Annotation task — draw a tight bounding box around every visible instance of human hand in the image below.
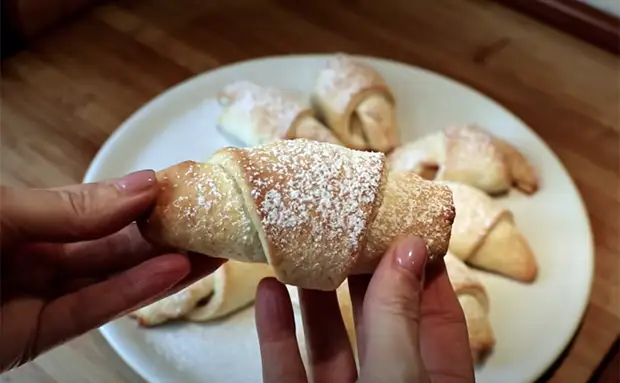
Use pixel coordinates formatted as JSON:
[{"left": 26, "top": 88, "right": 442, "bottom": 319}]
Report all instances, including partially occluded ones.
[
  {"left": 254, "top": 236, "right": 475, "bottom": 383},
  {"left": 0, "top": 171, "right": 225, "bottom": 372}
]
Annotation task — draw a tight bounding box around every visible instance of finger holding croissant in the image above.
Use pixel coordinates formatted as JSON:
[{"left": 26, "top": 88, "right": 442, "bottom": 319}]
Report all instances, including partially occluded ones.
[
  {"left": 322, "top": 252, "right": 496, "bottom": 366},
  {"left": 137, "top": 139, "right": 455, "bottom": 291}
]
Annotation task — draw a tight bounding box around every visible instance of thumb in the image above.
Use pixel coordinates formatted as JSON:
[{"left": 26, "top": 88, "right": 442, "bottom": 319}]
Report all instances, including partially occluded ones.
[
  {"left": 1, "top": 170, "right": 158, "bottom": 246},
  {"left": 358, "top": 236, "right": 430, "bottom": 383}
]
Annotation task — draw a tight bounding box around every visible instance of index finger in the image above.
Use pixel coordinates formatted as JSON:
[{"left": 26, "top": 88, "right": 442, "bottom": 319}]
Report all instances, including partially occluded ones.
[
  {"left": 418, "top": 261, "right": 475, "bottom": 380},
  {"left": 0, "top": 170, "right": 157, "bottom": 247},
  {"left": 255, "top": 278, "right": 308, "bottom": 383}
]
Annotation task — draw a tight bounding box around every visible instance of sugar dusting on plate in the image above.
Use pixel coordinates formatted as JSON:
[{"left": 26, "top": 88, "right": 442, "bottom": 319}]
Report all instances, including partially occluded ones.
[
  {"left": 140, "top": 308, "right": 262, "bottom": 382},
  {"left": 135, "top": 290, "right": 310, "bottom": 383}
]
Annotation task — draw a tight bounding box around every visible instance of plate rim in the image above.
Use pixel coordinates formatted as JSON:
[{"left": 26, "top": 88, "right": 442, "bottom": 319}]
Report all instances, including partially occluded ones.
[{"left": 83, "top": 53, "right": 595, "bottom": 383}]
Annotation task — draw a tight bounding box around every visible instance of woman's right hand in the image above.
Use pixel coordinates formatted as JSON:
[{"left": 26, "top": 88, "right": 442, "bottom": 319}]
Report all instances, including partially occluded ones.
[{"left": 255, "top": 235, "right": 475, "bottom": 383}]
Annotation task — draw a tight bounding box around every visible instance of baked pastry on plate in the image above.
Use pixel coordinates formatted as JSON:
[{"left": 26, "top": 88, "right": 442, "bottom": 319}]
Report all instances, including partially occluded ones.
[
  {"left": 388, "top": 124, "right": 539, "bottom": 195},
  {"left": 312, "top": 54, "right": 399, "bottom": 153},
  {"left": 130, "top": 261, "right": 274, "bottom": 326},
  {"left": 442, "top": 181, "right": 538, "bottom": 283},
  {"left": 217, "top": 80, "right": 341, "bottom": 146},
  {"left": 137, "top": 139, "right": 455, "bottom": 291},
  {"left": 444, "top": 252, "right": 495, "bottom": 363}
]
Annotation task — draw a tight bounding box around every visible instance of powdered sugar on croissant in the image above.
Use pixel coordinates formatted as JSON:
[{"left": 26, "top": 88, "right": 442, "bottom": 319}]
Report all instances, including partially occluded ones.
[
  {"left": 313, "top": 54, "right": 399, "bottom": 153},
  {"left": 389, "top": 125, "right": 539, "bottom": 195},
  {"left": 139, "top": 139, "right": 455, "bottom": 291},
  {"left": 217, "top": 81, "right": 341, "bottom": 146}
]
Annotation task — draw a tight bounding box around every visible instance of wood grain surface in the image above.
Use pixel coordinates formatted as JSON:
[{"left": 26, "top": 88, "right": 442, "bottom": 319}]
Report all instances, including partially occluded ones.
[
  {"left": 1, "top": 0, "right": 619, "bottom": 382},
  {"left": 493, "top": 0, "right": 620, "bottom": 54}
]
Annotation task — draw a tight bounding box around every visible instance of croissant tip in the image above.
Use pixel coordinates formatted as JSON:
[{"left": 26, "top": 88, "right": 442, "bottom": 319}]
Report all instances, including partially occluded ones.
[
  {"left": 515, "top": 181, "right": 539, "bottom": 195},
  {"left": 472, "top": 343, "right": 495, "bottom": 365},
  {"left": 497, "top": 251, "right": 538, "bottom": 283},
  {"left": 517, "top": 266, "right": 539, "bottom": 284},
  {"left": 135, "top": 317, "right": 158, "bottom": 328},
  {"left": 128, "top": 313, "right": 148, "bottom": 327}
]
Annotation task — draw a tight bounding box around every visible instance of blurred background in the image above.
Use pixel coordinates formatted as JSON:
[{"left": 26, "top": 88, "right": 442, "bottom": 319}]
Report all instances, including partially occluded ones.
[{"left": 1, "top": 0, "right": 618, "bottom": 382}]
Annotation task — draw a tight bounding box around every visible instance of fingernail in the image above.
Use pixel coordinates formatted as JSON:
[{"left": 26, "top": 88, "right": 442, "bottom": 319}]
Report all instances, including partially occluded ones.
[
  {"left": 394, "top": 236, "right": 428, "bottom": 280},
  {"left": 115, "top": 170, "right": 156, "bottom": 193}
]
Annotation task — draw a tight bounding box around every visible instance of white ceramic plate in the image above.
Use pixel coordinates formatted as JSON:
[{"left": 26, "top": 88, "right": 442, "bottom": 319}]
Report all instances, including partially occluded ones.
[{"left": 83, "top": 54, "right": 594, "bottom": 383}]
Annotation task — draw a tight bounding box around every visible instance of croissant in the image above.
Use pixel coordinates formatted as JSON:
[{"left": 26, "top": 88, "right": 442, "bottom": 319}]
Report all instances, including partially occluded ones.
[
  {"left": 130, "top": 261, "right": 275, "bottom": 326},
  {"left": 217, "top": 81, "right": 341, "bottom": 146},
  {"left": 129, "top": 272, "right": 214, "bottom": 327},
  {"left": 138, "top": 139, "right": 455, "bottom": 291},
  {"left": 443, "top": 181, "right": 538, "bottom": 282},
  {"left": 388, "top": 125, "right": 539, "bottom": 195},
  {"left": 312, "top": 54, "right": 399, "bottom": 153},
  {"left": 443, "top": 252, "right": 495, "bottom": 363}
]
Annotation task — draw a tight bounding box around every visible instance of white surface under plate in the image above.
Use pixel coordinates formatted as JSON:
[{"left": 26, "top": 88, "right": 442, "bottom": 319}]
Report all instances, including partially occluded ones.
[{"left": 83, "top": 54, "right": 594, "bottom": 383}]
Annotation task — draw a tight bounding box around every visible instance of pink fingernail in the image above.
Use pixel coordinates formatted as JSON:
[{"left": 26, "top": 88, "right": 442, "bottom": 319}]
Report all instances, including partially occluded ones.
[
  {"left": 394, "top": 236, "right": 428, "bottom": 280},
  {"left": 116, "top": 170, "right": 156, "bottom": 193}
]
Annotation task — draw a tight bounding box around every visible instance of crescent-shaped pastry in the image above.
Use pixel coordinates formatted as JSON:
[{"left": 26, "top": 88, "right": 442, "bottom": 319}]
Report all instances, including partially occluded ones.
[
  {"left": 442, "top": 181, "right": 538, "bottom": 282},
  {"left": 129, "top": 274, "right": 215, "bottom": 327},
  {"left": 217, "top": 81, "right": 341, "bottom": 146},
  {"left": 138, "top": 139, "right": 455, "bottom": 291},
  {"left": 444, "top": 252, "right": 495, "bottom": 363},
  {"left": 185, "top": 261, "right": 275, "bottom": 322},
  {"left": 130, "top": 261, "right": 275, "bottom": 326},
  {"left": 388, "top": 125, "right": 539, "bottom": 195},
  {"left": 312, "top": 54, "right": 399, "bottom": 153}
]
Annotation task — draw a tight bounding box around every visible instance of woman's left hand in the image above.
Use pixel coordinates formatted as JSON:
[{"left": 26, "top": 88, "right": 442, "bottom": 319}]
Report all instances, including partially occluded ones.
[{"left": 0, "top": 170, "right": 224, "bottom": 372}]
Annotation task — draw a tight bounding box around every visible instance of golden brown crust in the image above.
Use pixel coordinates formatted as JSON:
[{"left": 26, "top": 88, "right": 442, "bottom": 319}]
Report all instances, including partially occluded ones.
[
  {"left": 492, "top": 137, "right": 539, "bottom": 194},
  {"left": 313, "top": 54, "right": 399, "bottom": 152},
  {"left": 138, "top": 161, "right": 264, "bottom": 263},
  {"left": 217, "top": 80, "right": 340, "bottom": 146},
  {"left": 130, "top": 261, "right": 275, "bottom": 327},
  {"left": 291, "top": 115, "right": 343, "bottom": 145},
  {"left": 473, "top": 218, "right": 538, "bottom": 282},
  {"left": 233, "top": 140, "right": 386, "bottom": 290},
  {"left": 358, "top": 171, "right": 455, "bottom": 273},
  {"left": 442, "top": 125, "right": 511, "bottom": 194},
  {"left": 388, "top": 125, "right": 539, "bottom": 195},
  {"left": 442, "top": 181, "right": 509, "bottom": 259},
  {"left": 129, "top": 275, "right": 215, "bottom": 327},
  {"left": 185, "top": 261, "right": 275, "bottom": 322},
  {"left": 444, "top": 253, "right": 495, "bottom": 364},
  {"left": 441, "top": 181, "right": 538, "bottom": 283},
  {"left": 140, "top": 139, "right": 455, "bottom": 291}
]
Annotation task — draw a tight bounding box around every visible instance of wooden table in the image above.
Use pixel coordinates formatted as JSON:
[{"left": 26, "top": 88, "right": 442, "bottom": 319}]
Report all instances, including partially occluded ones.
[{"left": 1, "top": 0, "right": 618, "bottom": 381}]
